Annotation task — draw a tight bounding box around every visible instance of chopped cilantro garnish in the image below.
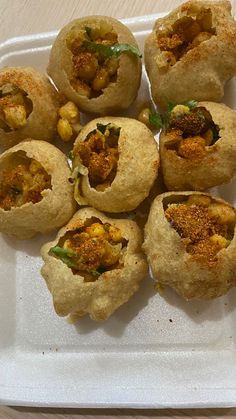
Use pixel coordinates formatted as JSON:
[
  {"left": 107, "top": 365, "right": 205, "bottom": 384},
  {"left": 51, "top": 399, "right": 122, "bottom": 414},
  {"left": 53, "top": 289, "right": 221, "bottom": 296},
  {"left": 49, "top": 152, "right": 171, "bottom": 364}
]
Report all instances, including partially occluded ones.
[
  {"left": 96, "top": 123, "right": 120, "bottom": 138},
  {"left": 149, "top": 110, "right": 164, "bottom": 129},
  {"left": 96, "top": 123, "right": 107, "bottom": 134},
  {"left": 181, "top": 100, "right": 198, "bottom": 109},
  {"left": 68, "top": 150, "right": 74, "bottom": 160},
  {"left": 148, "top": 100, "right": 198, "bottom": 131},
  {"left": 49, "top": 246, "right": 78, "bottom": 269},
  {"left": 84, "top": 26, "right": 92, "bottom": 38},
  {"left": 148, "top": 109, "right": 169, "bottom": 130},
  {"left": 166, "top": 100, "right": 175, "bottom": 113},
  {"left": 49, "top": 246, "right": 108, "bottom": 276},
  {"left": 165, "top": 99, "right": 198, "bottom": 112},
  {"left": 82, "top": 40, "right": 142, "bottom": 59}
]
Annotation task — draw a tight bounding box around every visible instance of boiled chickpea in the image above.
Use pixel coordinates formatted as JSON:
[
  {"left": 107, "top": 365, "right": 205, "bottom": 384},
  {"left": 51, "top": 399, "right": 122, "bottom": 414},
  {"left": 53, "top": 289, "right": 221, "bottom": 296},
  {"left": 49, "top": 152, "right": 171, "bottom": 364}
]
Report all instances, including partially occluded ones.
[
  {"left": 208, "top": 203, "right": 236, "bottom": 225},
  {"left": 138, "top": 108, "right": 151, "bottom": 127},
  {"left": 187, "top": 195, "right": 211, "bottom": 207},
  {"left": 92, "top": 68, "right": 110, "bottom": 91}
]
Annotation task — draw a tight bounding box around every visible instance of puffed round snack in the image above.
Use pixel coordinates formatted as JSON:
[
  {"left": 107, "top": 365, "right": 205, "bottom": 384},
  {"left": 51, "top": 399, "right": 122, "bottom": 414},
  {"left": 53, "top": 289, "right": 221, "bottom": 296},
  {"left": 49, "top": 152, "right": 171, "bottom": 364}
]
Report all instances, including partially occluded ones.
[
  {"left": 71, "top": 116, "right": 159, "bottom": 213},
  {"left": 145, "top": 0, "right": 236, "bottom": 109},
  {"left": 143, "top": 191, "right": 236, "bottom": 300},
  {"left": 0, "top": 66, "right": 59, "bottom": 149},
  {"left": 0, "top": 140, "right": 76, "bottom": 239},
  {"left": 160, "top": 101, "right": 236, "bottom": 191},
  {"left": 47, "top": 15, "right": 142, "bottom": 115},
  {"left": 41, "top": 207, "right": 148, "bottom": 321}
]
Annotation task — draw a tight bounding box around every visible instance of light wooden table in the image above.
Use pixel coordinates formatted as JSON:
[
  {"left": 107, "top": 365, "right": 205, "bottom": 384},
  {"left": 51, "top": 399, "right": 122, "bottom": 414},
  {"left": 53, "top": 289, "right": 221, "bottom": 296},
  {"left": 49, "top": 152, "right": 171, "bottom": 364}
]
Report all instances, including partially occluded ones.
[{"left": 1, "top": 1, "right": 236, "bottom": 418}]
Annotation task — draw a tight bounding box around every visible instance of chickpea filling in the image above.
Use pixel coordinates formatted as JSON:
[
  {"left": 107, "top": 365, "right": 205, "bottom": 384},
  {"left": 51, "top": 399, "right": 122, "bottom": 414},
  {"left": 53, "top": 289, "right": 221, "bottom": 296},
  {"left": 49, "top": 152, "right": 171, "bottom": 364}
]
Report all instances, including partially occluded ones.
[
  {"left": 57, "top": 101, "right": 81, "bottom": 142},
  {"left": 66, "top": 22, "right": 119, "bottom": 98},
  {"left": 156, "top": 7, "right": 215, "bottom": 69},
  {"left": 0, "top": 84, "right": 33, "bottom": 132},
  {"left": 74, "top": 122, "right": 120, "bottom": 191},
  {"left": 164, "top": 195, "right": 236, "bottom": 262},
  {"left": 164, "top": 104, "right": 219, "bottom": 159},
  {"left": 0, "top": 152, "right": 51, "bottom": 210},
  {"left": 50, "top": 217, "right": 128, "bottom": 281}
]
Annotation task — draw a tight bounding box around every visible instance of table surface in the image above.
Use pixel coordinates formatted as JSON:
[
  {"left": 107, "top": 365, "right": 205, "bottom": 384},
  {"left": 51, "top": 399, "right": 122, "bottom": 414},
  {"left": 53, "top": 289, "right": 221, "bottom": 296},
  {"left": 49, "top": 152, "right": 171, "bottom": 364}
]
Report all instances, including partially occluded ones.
[{"left": 1, "top": 0, "right": 236, "bottom": 418}]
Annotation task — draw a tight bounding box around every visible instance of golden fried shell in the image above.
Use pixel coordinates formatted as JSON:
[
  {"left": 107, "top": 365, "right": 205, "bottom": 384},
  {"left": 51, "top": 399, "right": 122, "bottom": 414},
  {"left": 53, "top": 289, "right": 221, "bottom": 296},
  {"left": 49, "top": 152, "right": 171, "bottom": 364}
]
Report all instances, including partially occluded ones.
[
  {"left": 72, "top": 117, "right": 159, "bottom": 213},
  {"left": 41, "top": 207, "right": 148, "bottom": 321},
  {"left": 160, "top": 102, "right": 236, "bottom": 191},
  {"left": 0, "top": 67, "right": 59, "bottom": 149},
  {"left": 143, "top": 191, "right": 236, "bottom": 300},
  {"left": 0, "top": 140, "right": 76, "bottom": 239},
  {"left": 145, "top": 0, "right": 236, "bottom": 108},
  {"left": 47, "top": 16, "right": 141, "bottom": 114}
]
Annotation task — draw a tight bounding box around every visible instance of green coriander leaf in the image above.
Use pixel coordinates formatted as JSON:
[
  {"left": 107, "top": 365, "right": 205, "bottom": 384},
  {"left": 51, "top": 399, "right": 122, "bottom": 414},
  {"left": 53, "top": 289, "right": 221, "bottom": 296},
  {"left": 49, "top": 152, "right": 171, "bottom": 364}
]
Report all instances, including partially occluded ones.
[
  {"left": 96, "top": 122, "right": 107, "bottom": 134},
  {"left": 96, "top": 122, "right": 120, "bottom": 136},
  {"left": 181, "top": 100, "right": 198, "bottom": 109},
  {"left": 49, "top": 246, "right": 78, "bottom": 269},
  {"left": 82, "top": 41, "right": 110, "bottom": 57},
  {"left": 166, "top": 100, "right": 175, "bottom": 113},
  {"left": 68, "top": 150, "right": 74, "bottom": 160},
  {"left": 166, "top": 99, "right": 198, "bottom": 113},
  {"left": 163, "top": 99, "right": 198, "bottom": 130},
  {"left": 84, "top": 26, "right": 92, "bottom": 38},
  {"left": 149, "top": 110, "right": 164, "bottom": 129},
  {"left": 82, "top": 40, "right": 142, "bottom": 58},
  {"left": 110, "top": 43, "right": 142, "bottom": 58},
  {"left": 162, "top": 112, "right": 171, "bottom": 130}
]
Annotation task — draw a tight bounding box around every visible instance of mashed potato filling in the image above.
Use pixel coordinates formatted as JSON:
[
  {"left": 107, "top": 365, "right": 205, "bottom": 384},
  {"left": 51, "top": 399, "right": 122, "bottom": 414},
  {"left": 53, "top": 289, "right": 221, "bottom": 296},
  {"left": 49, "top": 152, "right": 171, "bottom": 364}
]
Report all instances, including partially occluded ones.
[
  {"left": 50, "top": 217, "right": 128, "bottom": 280},
  {"left": 165, "top": 195, "right": 236, "bottom": 262},
  {"left": 156, "top": 7, "right": 215, "bottom": 69},
  {"left": 74, "top": 122, "right": 120, "bottom": 191},
  {"left": 0, "top": 153, "right": 51, "bottom": 210},
  {"left": 165, "top": 104, "right": 219, "bottom": 159},
  {"left": 0, "top": 84, "right": 33, "bottom": 131},
  {"left": 66, "top": 22, "right": 119, "bottom": 98}
]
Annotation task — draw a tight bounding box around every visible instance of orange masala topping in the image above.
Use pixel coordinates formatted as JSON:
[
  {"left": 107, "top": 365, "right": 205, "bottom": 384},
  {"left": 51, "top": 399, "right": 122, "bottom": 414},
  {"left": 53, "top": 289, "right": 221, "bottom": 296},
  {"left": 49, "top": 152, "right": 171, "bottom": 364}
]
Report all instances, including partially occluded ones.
[
  {"left": 0, "top": 154, "right": 51, "bottom": 210},
  {"left": 156, "top": 7, "right": 215, "bottom": 69},
  {"left": 66, "top": 22, "right": 119, "bottom": 98},
  {"left": 74, "top": 122, "right": 120, "bottom": 191},
  {"left": 165, "top": 104, "right": 219, "bottom": 159},
  {"left": 165, "top": 195, "right": 236, "bottom": 262},
  {"left": 50, "top": 217, "right": 128, "bottom": 280}
]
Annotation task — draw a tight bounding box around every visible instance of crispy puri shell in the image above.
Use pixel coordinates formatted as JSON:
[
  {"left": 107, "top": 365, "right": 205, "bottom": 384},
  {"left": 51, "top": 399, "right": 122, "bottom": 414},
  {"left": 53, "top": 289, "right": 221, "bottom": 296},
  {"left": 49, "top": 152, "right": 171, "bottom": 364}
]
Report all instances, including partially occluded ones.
[
  {"left": 143, "top": 191, "right": 236, "bottom": 300},
  {"left": 160, "top": 102, "right": 236, "bottom": 191},
  {"left": 47, "top": 16, "right": 141, "bottom": 115},
  {"left": 73, "top": 117, "right": 159, "bottom": 212},
  {"left": 0, "top": 67, "right": 59, "bottom": 149},
  {"left": 145, "top": 0, "right": 236, "bottom": 108},
  {"left": 0, "top": 140, "right": 76, "bottom": 239},
  {"left": 41, "top": 207, "right": 148, "bottom": 321}
]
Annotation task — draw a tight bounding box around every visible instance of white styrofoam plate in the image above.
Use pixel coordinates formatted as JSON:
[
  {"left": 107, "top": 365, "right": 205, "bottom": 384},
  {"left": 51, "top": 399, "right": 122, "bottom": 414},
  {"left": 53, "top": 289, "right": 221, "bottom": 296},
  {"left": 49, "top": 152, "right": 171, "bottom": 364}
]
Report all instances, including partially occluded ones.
[{"left": 1, "top": 13, "right": 236, "bottom": 408}]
